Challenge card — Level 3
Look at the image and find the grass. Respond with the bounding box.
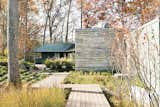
[64,71,144,88]
[0,66,48,86]
[64,71,115,89]
[0,88,65,107]
[63,71,143,107]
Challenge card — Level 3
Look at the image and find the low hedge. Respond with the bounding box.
[45,58,75,72]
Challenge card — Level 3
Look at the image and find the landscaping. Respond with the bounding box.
[0,65,48,86]
[64,71,143,107]
[0,88,66,107]
[0,58,70,107]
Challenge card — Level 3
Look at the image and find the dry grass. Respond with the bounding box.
[0,88,65,107]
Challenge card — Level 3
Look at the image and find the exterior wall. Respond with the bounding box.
[129,17,160,94]
[75,28,115,71]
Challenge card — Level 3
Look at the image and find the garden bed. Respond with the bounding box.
[0,65,48,87]
[0,88,66,107]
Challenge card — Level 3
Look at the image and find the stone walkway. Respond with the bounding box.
[32,72,69,88]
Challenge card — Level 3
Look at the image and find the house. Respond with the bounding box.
[34,43,75,64]
[75,28,115,71]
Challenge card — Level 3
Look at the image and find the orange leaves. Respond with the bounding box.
[0,0,7,6]
[76,0,107,27]
[83,2,92,10]
[83,15,97,28]
[77,0,93,10]
[76,0,127,28]
[30,5,39,14]
[28,0,39,14]
[124,0,159,24]
[98,11,106,20]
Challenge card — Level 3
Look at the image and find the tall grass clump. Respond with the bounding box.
[0,88,65,107]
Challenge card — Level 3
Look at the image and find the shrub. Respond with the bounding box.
[20,60,38,70]
[44,58,74,72]
[0,56,7,66]
[0,88,65,107]
[45,59,52,68]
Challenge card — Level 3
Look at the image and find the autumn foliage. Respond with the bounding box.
[77,0,160,28]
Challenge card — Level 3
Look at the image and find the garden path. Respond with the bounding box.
[31,72,69,88]
[32,73,110,107]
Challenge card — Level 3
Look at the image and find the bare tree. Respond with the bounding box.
[65,0,72,42]
[42,0,72,43]
[42,0,59,43]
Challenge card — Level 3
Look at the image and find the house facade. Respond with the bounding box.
[75,28,115,71]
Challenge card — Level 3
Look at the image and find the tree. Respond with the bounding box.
[42,0,58,43]
[65,0,72,42]
[0,0,7,56]
[42,0,73,43]
[18,0,41,59]
[76,0,123,28]
[123,0,160,24]
[77,0,159,29]
[7,0,21,87]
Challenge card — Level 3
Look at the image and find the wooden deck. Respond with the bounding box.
[64,84,110,107]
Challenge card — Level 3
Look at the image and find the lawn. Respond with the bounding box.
[63,71,143,107]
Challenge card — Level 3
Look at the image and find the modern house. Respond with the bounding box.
[34,43,75,64]
[75,28,115,71]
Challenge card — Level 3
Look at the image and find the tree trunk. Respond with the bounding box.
[65,0,72,42]
[81,0,83,28]
[7,0,21,87]
[43,16,48,45]
[24,0,28,61]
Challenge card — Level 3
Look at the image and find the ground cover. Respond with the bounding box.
[0,65,47,86]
